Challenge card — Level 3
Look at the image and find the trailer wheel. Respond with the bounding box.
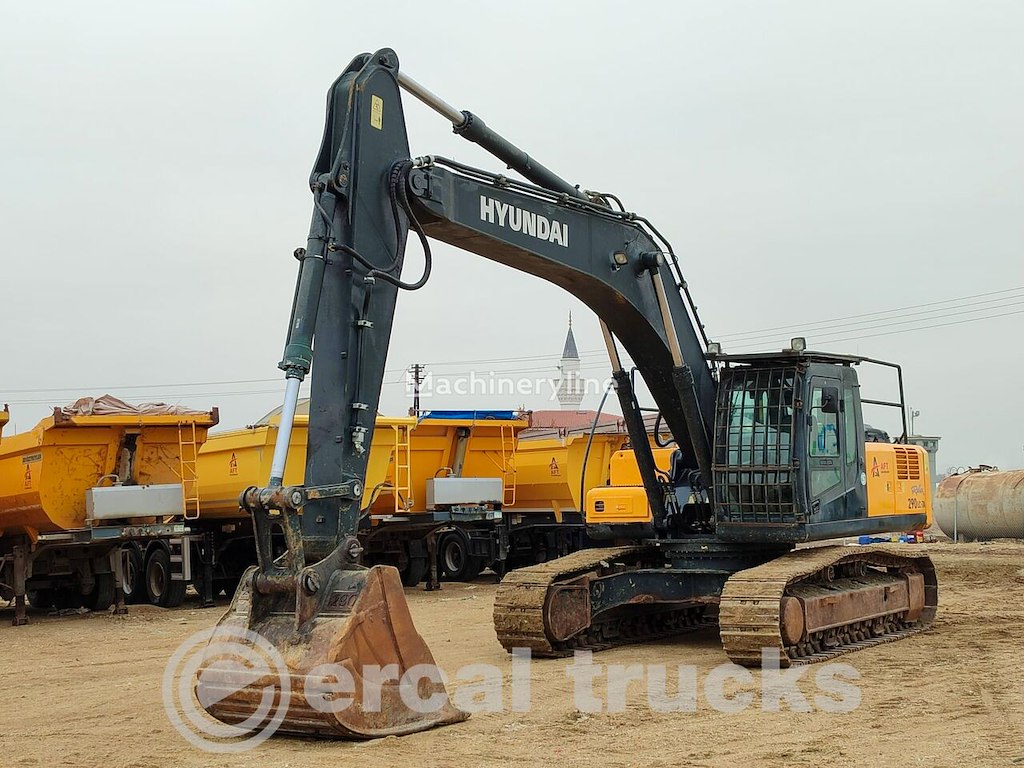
[122,546,145,604]
[26,589,54,610]
[400,557,429,587]
[146,548,187,608]
[83,573,115,612]
[491,559,509,580]
[439,532,485,581]
[52,588,84,610]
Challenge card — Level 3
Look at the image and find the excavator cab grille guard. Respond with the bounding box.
[712,365,801,525]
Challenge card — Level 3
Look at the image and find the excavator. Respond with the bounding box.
[197,48,937,739]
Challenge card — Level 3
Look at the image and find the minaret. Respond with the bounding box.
[555,311,584,410]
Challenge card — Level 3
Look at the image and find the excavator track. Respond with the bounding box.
[493,545,716,656]
[719,545,937,667]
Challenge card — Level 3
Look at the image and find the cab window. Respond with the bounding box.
[809,385,841,496]
[724,373,793,467]
[843,385,857,466]
[809,387,839,457]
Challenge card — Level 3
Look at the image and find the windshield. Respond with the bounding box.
[719,368,795,467]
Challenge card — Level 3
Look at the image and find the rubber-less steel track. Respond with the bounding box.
[719,545,938,667]
[494,545,719,656]
[495,544,937,666]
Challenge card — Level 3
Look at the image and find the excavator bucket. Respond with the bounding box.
[195,564,467,739]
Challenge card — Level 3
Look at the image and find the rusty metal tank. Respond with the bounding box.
[934,468,1024,540]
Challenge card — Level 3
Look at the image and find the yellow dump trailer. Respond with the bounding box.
[0,409,218,536]
[198,412,520,516]
[0,404,219,623]
[197,409,526,584]
[196,415,415,519]
[508,429,632,517]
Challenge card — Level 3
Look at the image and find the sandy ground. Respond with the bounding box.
[0,541,1021,768]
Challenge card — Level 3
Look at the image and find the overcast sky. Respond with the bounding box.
[1,1,1021,472]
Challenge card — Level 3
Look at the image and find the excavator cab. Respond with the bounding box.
[711,348,930,542]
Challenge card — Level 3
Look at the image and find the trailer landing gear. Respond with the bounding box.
[12,544,28,626]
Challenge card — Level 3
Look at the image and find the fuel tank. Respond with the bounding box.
[934,468,1024,540]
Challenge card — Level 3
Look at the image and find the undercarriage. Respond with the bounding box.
[494,542,937,666]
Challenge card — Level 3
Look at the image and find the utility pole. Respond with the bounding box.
[409,363,425,416]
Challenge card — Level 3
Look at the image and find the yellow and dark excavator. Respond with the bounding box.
[198,48,936,739]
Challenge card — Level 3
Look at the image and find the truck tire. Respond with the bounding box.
[27,588,54,610]
[400,557,429,587]
[439,531,485,582]
[83,573,115,612]
[146,548,187,608]
[122,546,145,604]
[53,588,84,610]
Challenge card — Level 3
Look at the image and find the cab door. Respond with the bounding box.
[807,375,847,520]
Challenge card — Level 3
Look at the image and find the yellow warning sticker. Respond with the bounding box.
[370,95,384,130]
[229,452,238,476]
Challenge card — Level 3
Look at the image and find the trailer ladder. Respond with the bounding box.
[391,421,414,512]
[176,421,201,521]
[500,423,517,506]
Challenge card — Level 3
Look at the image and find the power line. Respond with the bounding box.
[724,299,1024,349]
[729,307,1024,352]
[412,284,1024,365]
[811,307,1024,345]
[3,388,295,406]
[5,285,1019,399]
[717,293,1024,345]
[2,377,286,395]
[716,285,1024,340]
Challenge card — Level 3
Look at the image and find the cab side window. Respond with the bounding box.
[843,385,857,466]
[809,385,841,496]
[809,387,839,457]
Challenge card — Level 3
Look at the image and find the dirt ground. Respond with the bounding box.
[1,541,1021,768]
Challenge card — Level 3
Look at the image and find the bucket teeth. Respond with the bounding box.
[197,565,467,739]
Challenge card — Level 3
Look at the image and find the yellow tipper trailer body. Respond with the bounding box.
[507,430,631,516]
[196,410,626,585]
[197,412,526,518]
[0,409,219,536]
[196,415,413,519]
[364,412,525,516]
